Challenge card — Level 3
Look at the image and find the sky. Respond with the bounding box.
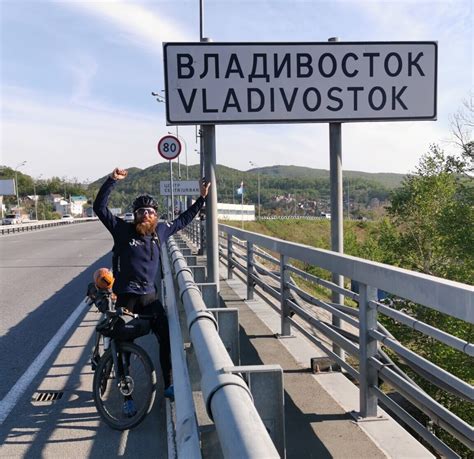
[1,0,472,182]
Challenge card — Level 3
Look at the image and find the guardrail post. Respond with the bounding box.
[227,233,234,279]
[210,308,240,365]
[223,365,285,458]
[358,282,379,418]
[189,265,206,283]
[280,254,291,336]
[247,241,254,300]
[197,282,219,308]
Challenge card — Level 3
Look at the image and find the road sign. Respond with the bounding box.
[160,180,200,196]
[0,179,16,195]
[158,135,182,160]
[163,41,437,124]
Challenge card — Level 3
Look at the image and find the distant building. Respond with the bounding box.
[217,203,255,221]
[70,196,88,216]
[54,198,70,215]
[47,194,64,205]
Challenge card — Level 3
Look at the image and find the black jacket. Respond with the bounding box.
[93,177,204,295]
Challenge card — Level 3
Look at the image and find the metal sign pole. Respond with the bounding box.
[328,36,345,363]
[199,34,218,287]
[199,0,204,41]
[203,124,219,289]
[241,187,244,228]
[169,160,174,220]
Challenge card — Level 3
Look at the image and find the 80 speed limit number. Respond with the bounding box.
[157,135,182,160]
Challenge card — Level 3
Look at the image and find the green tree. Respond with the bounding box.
[376,145,473,456]
[387,144,474,282]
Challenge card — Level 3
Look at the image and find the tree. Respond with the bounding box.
[449,93,473,174]
[376,145,473,456]
[386,144,473,283]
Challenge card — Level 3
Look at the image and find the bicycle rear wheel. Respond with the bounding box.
[93,341,156,430]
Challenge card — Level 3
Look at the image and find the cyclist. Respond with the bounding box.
[93,167,210,416]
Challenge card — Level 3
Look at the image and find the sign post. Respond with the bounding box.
[163,39,437,351]
[158,135,182,219]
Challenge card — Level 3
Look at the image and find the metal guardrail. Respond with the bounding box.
[167,237,280,458]
[161,242,201,458]
[0,217,99,235]
[182,221,473,458]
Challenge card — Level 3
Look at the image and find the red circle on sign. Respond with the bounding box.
[157,135,182,160]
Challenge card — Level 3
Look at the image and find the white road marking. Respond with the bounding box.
[0,298,89,424]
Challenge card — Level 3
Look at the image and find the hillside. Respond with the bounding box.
[252,165,404,189]
[88,163,403,215]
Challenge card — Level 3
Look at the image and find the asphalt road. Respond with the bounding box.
[0,222,113,398]
[0,222,168,458]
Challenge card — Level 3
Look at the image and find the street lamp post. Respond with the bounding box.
[169,129,190,211]
[168,130,189,179]
[249,161,261,220]
[14,161,27,212]
[33,174,43,221]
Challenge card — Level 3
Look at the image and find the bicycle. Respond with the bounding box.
[86,277,157,431]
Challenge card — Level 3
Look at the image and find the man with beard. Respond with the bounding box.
[93,167,210,415]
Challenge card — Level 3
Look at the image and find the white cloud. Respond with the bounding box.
[215,120,455,176]
[61,0,193,52]
[2,85,459,183]
[66,55,99,105]
[1,90,169,180]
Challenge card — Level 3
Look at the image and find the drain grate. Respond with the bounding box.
[32,391,64,402]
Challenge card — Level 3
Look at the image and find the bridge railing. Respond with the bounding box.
[161,241,202,458]
[183,222,473,458]
[165,236,280,458]
[0,217,98,235]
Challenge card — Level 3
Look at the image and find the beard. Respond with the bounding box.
[135,218,158,236]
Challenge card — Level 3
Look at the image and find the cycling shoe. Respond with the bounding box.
[164,385,174,401]
[122,398,137,418]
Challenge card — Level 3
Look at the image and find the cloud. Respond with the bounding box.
[1,86,459,186]
[60,0,193,53]
[1,89,169,181]
[215,119,456,176]
[65,55,99,105]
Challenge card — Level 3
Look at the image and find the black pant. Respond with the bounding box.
[116,292,172,388]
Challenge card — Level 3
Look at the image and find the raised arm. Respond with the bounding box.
[93,168,128,233]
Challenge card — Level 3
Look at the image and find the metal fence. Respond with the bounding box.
[183,221,473,458]
[165,236,280,458]
[0,217,98,235]
[161,241,202,458]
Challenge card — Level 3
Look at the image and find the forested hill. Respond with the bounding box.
[256,165,404,188]
[88,163,405,213]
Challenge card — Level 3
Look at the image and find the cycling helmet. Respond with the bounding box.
[93,268,115,290]
[132,194,158,212]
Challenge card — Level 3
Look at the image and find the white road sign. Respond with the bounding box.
[164,41,437,124]
[157,135,182,160]
[160,180,200,196]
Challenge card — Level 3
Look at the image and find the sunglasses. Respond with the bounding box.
[135,207,157,216]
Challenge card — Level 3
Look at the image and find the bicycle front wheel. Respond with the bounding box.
[93,341,156,430]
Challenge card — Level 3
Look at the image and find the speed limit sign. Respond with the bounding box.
[157,135,181,160]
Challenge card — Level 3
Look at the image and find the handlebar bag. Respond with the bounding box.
[97,316,152,341]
